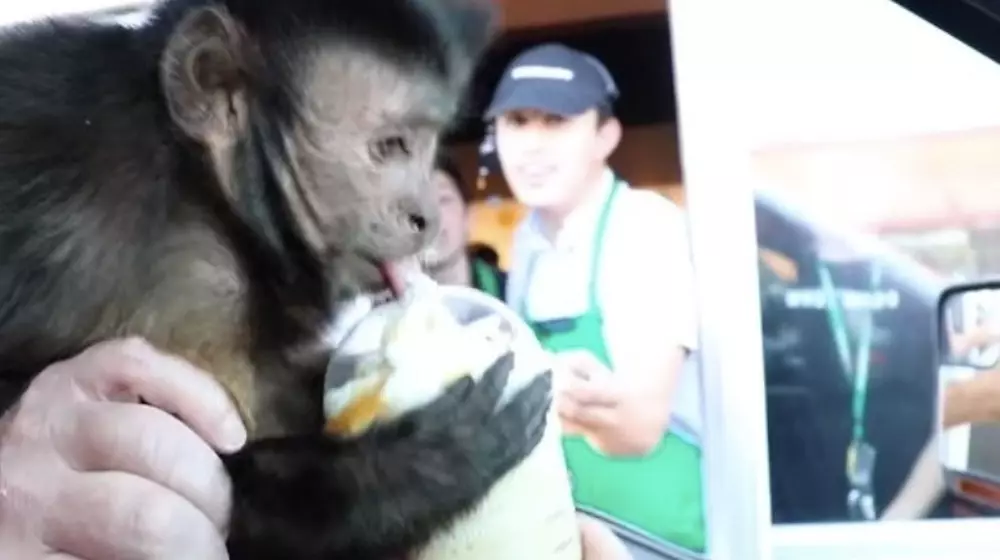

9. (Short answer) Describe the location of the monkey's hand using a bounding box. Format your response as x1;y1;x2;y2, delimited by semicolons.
223;351;552;560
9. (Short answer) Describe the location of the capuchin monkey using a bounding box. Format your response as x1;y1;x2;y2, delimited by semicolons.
0;0;552;559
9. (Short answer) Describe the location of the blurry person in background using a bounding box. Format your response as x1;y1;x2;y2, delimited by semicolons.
469;241;502;270
421;150;507;300
487;43;706;552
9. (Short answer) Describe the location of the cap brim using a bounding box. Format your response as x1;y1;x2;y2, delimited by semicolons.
483;83;597;121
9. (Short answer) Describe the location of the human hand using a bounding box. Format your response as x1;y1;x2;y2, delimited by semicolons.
950;326;1000;357
0;338;247;560
579;513;632;559
553;350;622;434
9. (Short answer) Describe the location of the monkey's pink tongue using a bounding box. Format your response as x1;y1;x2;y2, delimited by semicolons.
378;258;429;300
378;261;407;299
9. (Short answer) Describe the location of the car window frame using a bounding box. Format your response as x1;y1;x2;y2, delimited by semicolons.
671;0;1000;558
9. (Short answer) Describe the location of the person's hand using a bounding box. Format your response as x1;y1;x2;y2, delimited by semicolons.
553;350;622;436
967;325;1000;347
0;338;247;559
579;513;632;559
950;326;1000;357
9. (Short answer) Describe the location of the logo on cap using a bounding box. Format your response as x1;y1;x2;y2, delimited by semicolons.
510;65;575;82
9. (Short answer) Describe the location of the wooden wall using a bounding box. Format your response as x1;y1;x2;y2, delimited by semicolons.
499;0;667;30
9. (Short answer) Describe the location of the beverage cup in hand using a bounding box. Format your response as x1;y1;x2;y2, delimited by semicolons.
324;278;582;560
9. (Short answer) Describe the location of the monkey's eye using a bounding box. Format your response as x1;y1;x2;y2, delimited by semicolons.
369;135;411;163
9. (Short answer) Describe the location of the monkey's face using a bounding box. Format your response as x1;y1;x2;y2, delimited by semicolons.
276;48;459;291
159;4;494;296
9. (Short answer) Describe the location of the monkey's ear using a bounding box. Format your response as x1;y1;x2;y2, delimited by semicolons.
161;7;249;144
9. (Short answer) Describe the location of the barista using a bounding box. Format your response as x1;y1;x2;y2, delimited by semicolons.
486;43;706;551
421;151;507;299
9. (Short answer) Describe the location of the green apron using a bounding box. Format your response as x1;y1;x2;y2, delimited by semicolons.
471;257;503;299
519;180;707;552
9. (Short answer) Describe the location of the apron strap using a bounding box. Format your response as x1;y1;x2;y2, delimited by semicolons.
518;175;623;319
585;178;622;311
472;257;502;299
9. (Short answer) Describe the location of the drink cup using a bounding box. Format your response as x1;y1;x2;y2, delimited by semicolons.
324;279;582;560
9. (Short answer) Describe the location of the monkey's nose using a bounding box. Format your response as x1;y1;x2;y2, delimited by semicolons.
395;198;439;247
410;210;439;246
407;213;427;232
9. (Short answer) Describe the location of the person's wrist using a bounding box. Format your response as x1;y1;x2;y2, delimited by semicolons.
984;372;1000;419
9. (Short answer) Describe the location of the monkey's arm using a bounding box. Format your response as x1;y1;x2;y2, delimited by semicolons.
223;353;551;560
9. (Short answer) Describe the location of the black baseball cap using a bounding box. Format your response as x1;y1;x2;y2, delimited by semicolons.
483;43;619;121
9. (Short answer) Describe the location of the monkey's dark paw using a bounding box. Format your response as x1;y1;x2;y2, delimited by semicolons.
220;354;552;560
471;360;553;480
389;351;553;481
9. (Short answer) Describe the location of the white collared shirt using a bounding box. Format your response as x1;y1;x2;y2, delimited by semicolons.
506;169;704;442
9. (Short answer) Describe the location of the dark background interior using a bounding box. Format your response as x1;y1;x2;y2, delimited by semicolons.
445;13;677;144
893;0;1000;66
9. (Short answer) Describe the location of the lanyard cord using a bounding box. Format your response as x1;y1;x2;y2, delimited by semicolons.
816;260;883;443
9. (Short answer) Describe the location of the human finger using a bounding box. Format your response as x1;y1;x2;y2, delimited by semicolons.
551;360;577;393
559;376;619;408
555;350;606;380
53;400;232;531
558;397;616;429
67;338;247;453
44;471;227;560
559;417;586;435
553;351;590;379
578;513;632;559
45;554;86;560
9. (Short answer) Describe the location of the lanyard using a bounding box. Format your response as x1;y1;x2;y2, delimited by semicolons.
816;260;882;443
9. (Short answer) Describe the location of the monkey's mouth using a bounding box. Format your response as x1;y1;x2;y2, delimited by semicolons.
358;256;422;304
327;257;429;349
377;262;406;300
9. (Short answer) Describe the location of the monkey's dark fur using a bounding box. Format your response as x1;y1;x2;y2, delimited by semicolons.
0;0;551;558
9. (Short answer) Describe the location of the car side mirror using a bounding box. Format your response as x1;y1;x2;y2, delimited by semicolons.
937;280;1000;511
